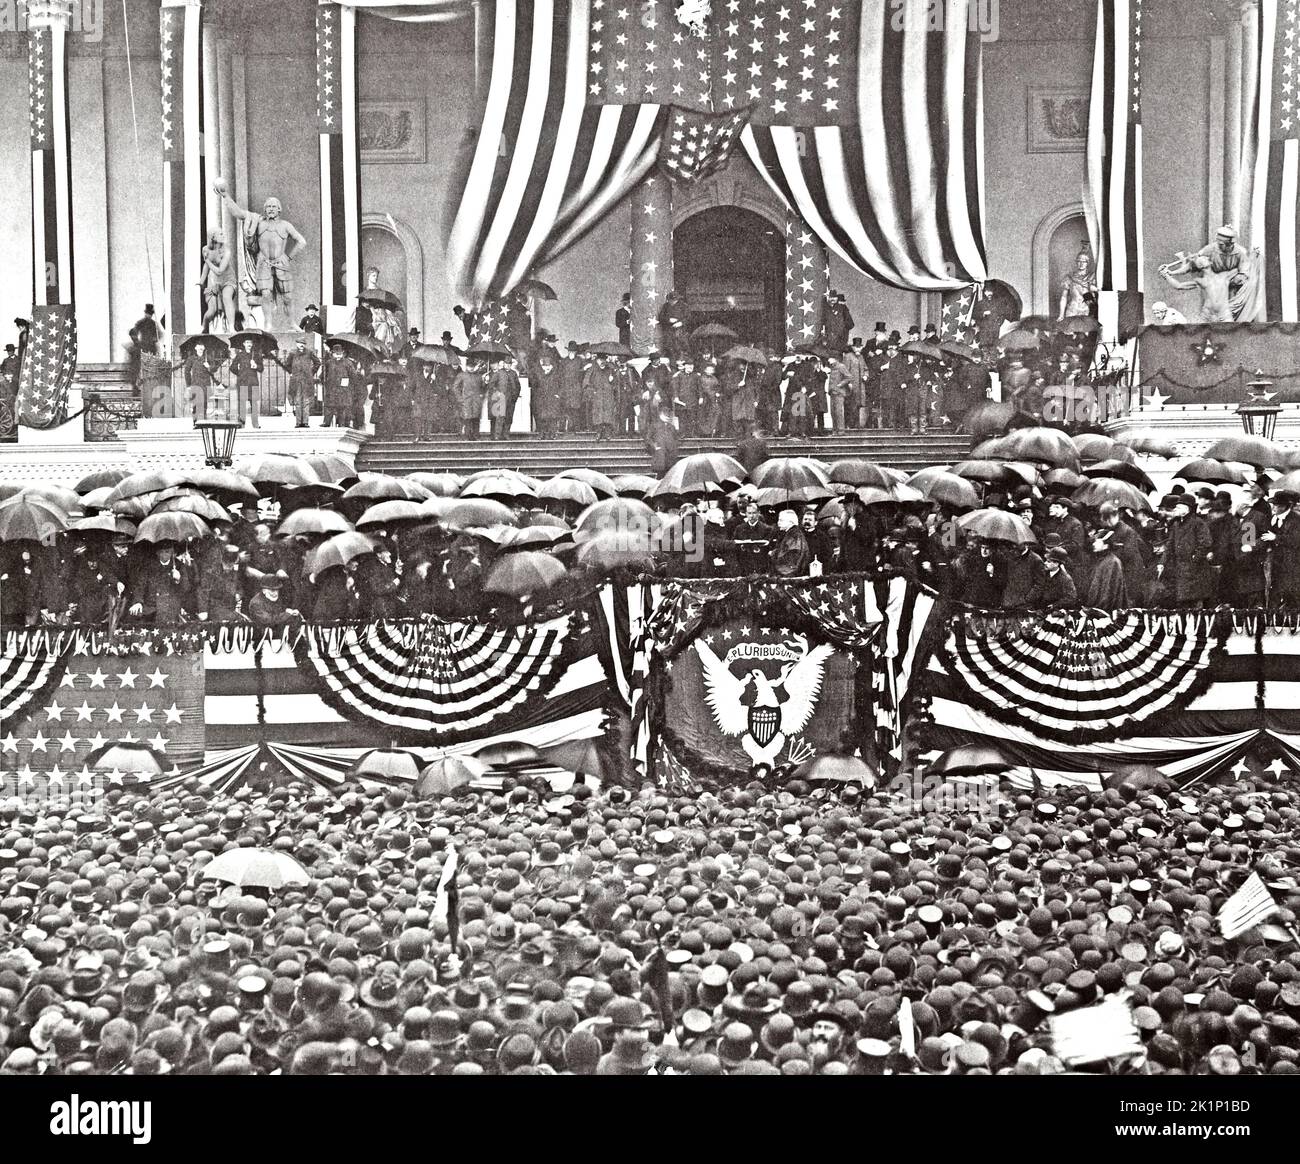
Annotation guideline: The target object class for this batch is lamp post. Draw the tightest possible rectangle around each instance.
[1237,380,1281,441]
[195,419,241,469]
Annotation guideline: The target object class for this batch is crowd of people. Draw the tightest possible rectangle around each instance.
[5,429,1300,627]
[1,760,1297,1076]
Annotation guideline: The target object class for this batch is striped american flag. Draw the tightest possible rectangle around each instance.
[1218,871,1280,939]
[1249,0,1300,320]
[326,0,472,20]
[318,1,361,324]
[1085,0,1144,338]
[161,0,206,336]
[18,1,77,429]
[739,0,988,293]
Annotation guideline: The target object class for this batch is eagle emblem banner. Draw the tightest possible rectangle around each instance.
[665,622,855,779]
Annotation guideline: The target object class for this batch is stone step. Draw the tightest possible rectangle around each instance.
[356,432,973,477]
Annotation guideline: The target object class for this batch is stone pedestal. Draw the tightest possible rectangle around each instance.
[629,174,674,355]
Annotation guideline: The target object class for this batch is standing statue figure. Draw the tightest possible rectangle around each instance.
[1158,225,1264,323]
[355,266,407,357]
[213,178,307,331]
[200,230,237,334]
[1058,245,1098,320]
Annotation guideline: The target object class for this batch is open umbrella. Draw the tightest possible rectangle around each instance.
[184,468,260,500]
[493,524,573,551]
[1073,433,1123,463]
[757,485,832,507]
[576,497,657,538]
[752,457,830,491]
[234,455,320,489]
[343,476,431,508]
[301,454,358,485]
[795,753,876,787]
[461,473,538,502]
[952,460,1035,487]
[230,329,279,357]
[407,471,464,497]
[109,493,161,520]
[538,477,599,507]
[956,508,1036,545]
[1073,478,1153,512]
[348,748,421,782]
[722,345,768,366]
[1174,459,1247,485]
[70,513,138,537]
[0,494,67,543]
[938,340,983,365]
[1056,315,1101,335]
[201,847,310,890]
[1203,434,1290,469]
[901,340,946,360]
[963,400,1019,440]
[278,507,352,537]
[8,482,80,513]
[356,500,432,529]
[1082,460,1156,492]
[999,329,1041,351]
[980,427,1081,471]
[74,468,131,495]
[465,339,514,360]
[483,551,567,596]
[556,468,618,498]
[1043,467,1086,494]
[178,334,229,360]
[79,487,115,510]
[326,333,380,362]
[907,469,979,510]
[417,754,486,796]
[107,469,187,504]
[575,529,658,572]
[1116,430,1179,458]
[980,278,1023,321]
[651,452,747,496]
[88,741,166,779]
[152,492,232,523]
[475,740,545,769]
[135,511,211,544]
[856,483,925,506]
[410,343,461,368]
[538,738,610,780]
[929,745,1013,777]
[583,340,635,358]
[613,474,657,497]
[442,498,518,530]
[463,467,543,488]
[692,322,738,342]
[517,277,558,301]
[829,459,894,488]
[522,510,571,530]
[304,531,378,575]
[358,288,403,311]
[1018,314,1055,331]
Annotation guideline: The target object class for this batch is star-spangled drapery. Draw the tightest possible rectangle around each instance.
[446,0,988,303]
[17,0,77,429]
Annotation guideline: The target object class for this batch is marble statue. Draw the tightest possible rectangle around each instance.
[1158,225,1264,323]
[1058,245,1098,320]
[213,178,307,330]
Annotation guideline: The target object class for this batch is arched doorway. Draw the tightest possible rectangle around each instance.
[673,207,785,351]
[1032,204,1093,318]
[359,213,426,335]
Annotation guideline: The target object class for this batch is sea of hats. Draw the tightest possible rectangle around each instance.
[1,766,1299,1075]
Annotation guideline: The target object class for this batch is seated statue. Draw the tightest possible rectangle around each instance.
[1158,225,1264,323]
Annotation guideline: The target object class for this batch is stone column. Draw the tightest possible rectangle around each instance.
[629,173,674,354]
[784,210,827,349]
[216,30,236,254]
[1225,15,1243,227]
[1240,1,1261,243]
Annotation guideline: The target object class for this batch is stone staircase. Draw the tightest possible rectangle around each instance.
[356,431,974,478]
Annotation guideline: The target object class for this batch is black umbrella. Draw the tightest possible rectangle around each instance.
[326,333,380,363]
[1082,460,1156,492]
[178,334,229,360]
[517,277,558,301]
[584,340,635,358]
[465,339,514,360]
[411,343,460,367]
[358,288,402,311]
[692,321,738,342]
[230,330,278,356]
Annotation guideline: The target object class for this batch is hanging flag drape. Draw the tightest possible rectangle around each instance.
[740,0,987,292]
[17,0,77,429]
[1247,0,1300,321]
[317,1,361,324]
[161,0,207,337]
[1085,0,1145,339]
[785,210,829,348]
[326,0,472,19]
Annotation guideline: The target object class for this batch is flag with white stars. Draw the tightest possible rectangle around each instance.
[737,1,987,292]
[0,653,204,779]
[19,2,77,429]
[1085,0,1144,337]
[318,1,361,318]
[589,0,715,109]
[939,286,979,346]
[160,0,206,335]
[1252,0,1300,320]
[659,106,750,184]
[785,209,828,346]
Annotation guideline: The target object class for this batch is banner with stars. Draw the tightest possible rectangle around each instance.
[161,0,207,337]
[0,653,205,781]
[17,0,77,429]
[318,0,361,325]
[785,209,828,348]
[630,173,674,353]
